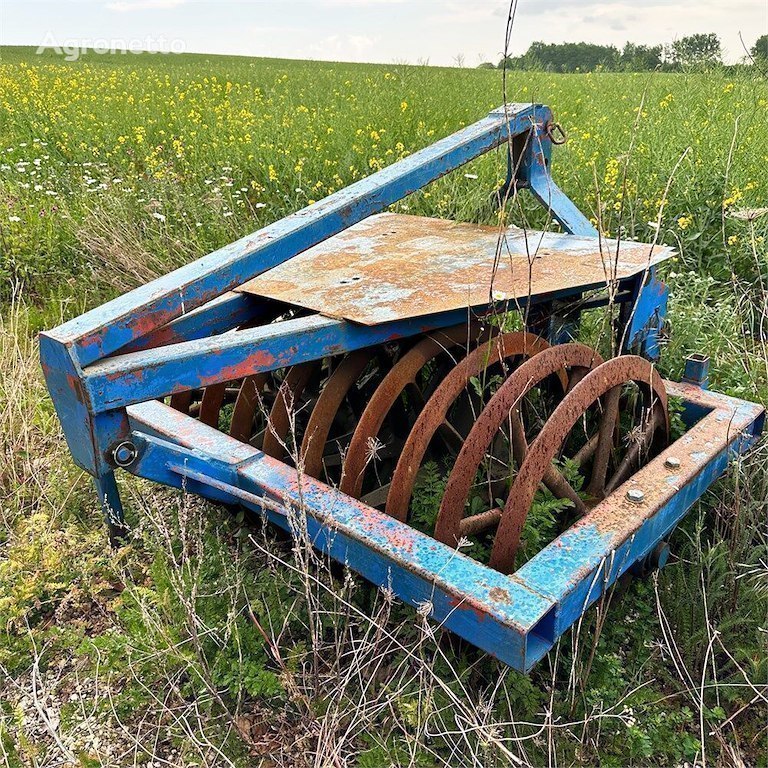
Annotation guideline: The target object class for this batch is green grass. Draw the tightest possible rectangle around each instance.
[0,46,766,766]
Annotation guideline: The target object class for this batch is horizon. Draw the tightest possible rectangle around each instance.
[0,37,761,71]
[1,1,765,67]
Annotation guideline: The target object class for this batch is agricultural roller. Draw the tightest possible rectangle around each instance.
[40,104,764,671]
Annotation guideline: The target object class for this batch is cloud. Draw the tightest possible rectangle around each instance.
[519,0,760,17]
[314,0,405,5]
[306,33,379,59]
[106,0,187,11]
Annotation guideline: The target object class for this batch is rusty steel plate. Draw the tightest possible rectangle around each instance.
[238,213,674,325]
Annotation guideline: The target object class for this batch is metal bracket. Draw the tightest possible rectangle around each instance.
[623,268,669,360]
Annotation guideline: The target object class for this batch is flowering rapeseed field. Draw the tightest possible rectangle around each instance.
[0,46,766,766]
[1,47,766,294]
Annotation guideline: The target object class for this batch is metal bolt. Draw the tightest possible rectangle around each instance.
[112,440,137,467]
[626,488,645,503]
[664,456,681,470]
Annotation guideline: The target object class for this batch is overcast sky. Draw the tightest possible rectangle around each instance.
[1,0,766,66]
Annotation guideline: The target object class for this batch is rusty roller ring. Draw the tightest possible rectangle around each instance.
[490,355,669,574]
[262,361,320,459]
[385,331,561,523]
[434,343,604,547]
[340,324,483,500]
[199,382,228,428]
[299,349,377,478]
[228,373,270,443]
[169,389,194,415]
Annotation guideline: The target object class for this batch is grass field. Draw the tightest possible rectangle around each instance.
[0,46,766,767]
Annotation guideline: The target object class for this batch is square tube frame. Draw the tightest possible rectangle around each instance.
[122,382,763,671]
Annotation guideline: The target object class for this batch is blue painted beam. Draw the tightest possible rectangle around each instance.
[84,310,469,412]
[528,173,599,238]
[513,381,764,655]
[39,333,98,472]
[81,279,629,414]
[622,268,668,359]
[126,401,555,671]
[509,115,598,238]
[118,292,272,354]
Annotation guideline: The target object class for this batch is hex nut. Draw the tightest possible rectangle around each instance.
[626,488,645,503]
[664,456,681,470]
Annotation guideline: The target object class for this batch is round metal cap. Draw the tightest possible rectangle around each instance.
[112,440,138,468]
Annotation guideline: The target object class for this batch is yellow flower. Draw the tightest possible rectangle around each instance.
[268,164,278,182]
[677,215,692,231]
[604,158,620,188]
[400,100,408,112]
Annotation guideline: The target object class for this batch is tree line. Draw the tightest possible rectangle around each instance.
[478,34,768,73]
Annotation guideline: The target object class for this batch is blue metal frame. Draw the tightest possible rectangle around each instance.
[49,104,587,365]
[121,382,763,672]
[623,268,668,360]
[40,102,595,485]
[39,103,764,670]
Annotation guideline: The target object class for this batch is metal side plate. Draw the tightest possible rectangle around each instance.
[238,213,674,325]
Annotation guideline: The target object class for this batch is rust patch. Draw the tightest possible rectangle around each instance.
[446,595,489,622]
[238,213,674,325]
[216,349,278,381]
[104,368,140,383]
[65,373,87,404]
[132,308,177,338]
[488,586,510,602]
